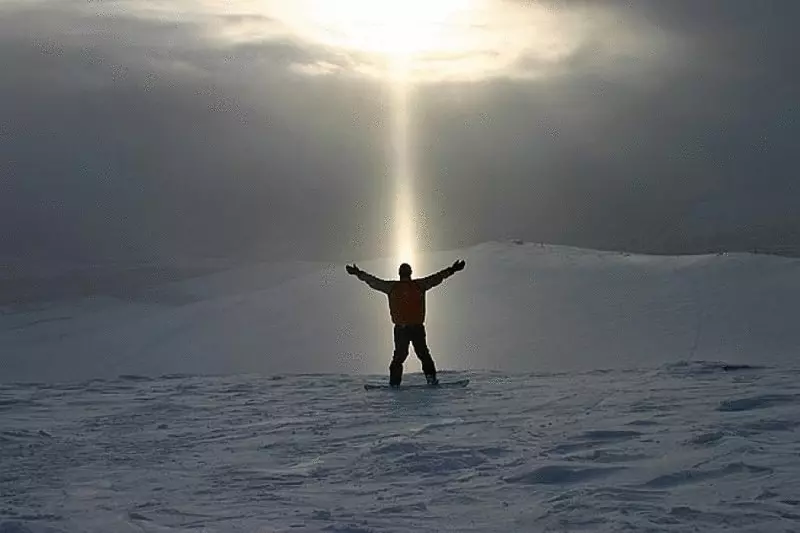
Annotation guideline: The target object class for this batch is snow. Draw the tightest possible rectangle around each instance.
[2,242,800,531]
[3,242,800,382]
[3,365,800,532]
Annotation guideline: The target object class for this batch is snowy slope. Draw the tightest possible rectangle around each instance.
[3,242,800,532]
[3,363,800,532]
[2,242,800,383]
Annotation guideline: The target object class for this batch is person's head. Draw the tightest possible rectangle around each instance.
[398,263,412,280]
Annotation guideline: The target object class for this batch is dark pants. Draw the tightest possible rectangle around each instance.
[389,324,437,386]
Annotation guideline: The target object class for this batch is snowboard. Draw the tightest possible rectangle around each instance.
[364,378,469,391]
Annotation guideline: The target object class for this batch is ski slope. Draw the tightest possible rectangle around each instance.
[2,242,800,383]
[3,364,800,532]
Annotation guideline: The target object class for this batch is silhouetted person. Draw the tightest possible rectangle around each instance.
[346,259,466,387]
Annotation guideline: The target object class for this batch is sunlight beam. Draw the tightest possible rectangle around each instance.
[390,66,417,268]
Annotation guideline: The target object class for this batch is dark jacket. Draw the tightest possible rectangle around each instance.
[355,267,455,325]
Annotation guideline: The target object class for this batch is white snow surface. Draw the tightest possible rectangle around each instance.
[3,365,800,532]
[3,242,800,531]
[2,242,800,382]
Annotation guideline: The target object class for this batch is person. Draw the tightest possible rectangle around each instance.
[346,259,466,387]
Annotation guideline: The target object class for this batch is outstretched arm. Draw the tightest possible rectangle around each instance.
[345,264,392,294]
[418,259,466,291]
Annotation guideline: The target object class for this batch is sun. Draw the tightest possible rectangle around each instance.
[271,0,476,66]
[252,0,603,83]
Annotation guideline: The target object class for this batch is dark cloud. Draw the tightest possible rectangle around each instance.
[0,3,391,262]
[416,0,799,254]
[1,0,798,266]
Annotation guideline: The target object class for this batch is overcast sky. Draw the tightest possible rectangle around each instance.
[1,0,798,265]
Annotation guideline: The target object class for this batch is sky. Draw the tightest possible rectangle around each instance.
[1,0,798,265]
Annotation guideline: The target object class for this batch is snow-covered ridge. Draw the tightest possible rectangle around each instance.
[2,241,799,383]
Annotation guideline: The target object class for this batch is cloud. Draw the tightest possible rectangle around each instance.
[72,0,679,84]
[0,0,798,265]
[0,2,393,262]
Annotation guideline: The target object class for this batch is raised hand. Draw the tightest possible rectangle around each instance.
[451,259,466,273]
[345,264,361,276]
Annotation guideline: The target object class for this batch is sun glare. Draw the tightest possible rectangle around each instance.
[274,0,475,63]
[270,0,471,267]
[148,0,662,269]
[256,0,616,83]
[115,0,667,84]
[391,79,416,268]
